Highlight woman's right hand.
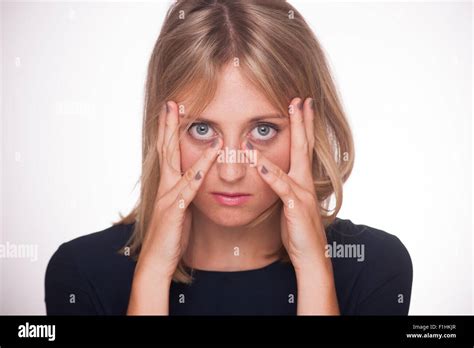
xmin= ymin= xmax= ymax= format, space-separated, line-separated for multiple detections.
xmin=127 ymin=101 xmax=222 ymax=314
xmin=138 ymin=100 xmax=222 ymax=278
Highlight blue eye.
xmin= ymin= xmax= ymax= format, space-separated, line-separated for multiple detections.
xmin=188 ymin=122 xmax=279 ymax=143
xmin=250 ymin=124 xmax=278 ymax=142
xmin=188 ymin=122 xmax=216 ymax=141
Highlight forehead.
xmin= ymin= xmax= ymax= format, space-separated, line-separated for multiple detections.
xmin=189 ymin=64 xmax=282 ymax=124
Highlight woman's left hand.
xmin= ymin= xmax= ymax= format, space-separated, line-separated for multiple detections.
xmin=246 ymin=97 xmax=339 ymax=314
xmin=249 ymin=97 xmax=330 ymax=272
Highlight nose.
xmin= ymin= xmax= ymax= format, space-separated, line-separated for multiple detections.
xmin=216 ymin=136 xmax=247 ymax=183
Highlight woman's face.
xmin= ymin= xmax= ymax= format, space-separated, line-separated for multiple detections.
xmin=179 ymin=64 xmax=290 ymax=227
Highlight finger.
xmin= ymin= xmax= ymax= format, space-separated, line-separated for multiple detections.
xmin=166 ymin=101 xmax=182 ymax=175
xmin=249 ymin=147 xmax=298 ymax=209
xmin=303 ymin=97 xmax=315 ymax=164
xmin=167 ymin=137 xmax=223 ymax=209
xmin=156 ymin=102 xmax=167 ymax=164
xmin=162 ymin=101 xmax=181 ymax=178
xmin=288 ymin=97 xmax=312 ymax=182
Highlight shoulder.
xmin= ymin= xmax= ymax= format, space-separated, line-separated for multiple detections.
xmin=45 ymin=222 xmax=137 ymax=314
xmin=47 ymin=222 xmax=136 ymax=275
xmin=326 ymin=217 xmax=412 ymax=270
xmin=326 ymin=217 xmax=413 ymax=315
xmin=58 ymin=222 xmax=134 ymax=253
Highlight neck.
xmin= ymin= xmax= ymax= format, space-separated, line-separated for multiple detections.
xmin=183 ymin=204 xmax=283 ymax=271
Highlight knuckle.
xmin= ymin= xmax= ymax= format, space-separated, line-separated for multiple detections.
xmin=174 ymin=192 xmax=185 ymax=206
xmin=184 ymin=168 xmax=195 ymax=182
xmin=282 ymin=184 xmax=292 ymax=197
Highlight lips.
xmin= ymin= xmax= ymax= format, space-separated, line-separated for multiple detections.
xmin=211 ymin=192 xmax=252 ymax=206
xmin=212 ymin=192 xmax=251 ymax=197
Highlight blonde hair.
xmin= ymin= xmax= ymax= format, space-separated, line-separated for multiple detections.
xmin=114 ymin=0 xmax=355 ymax=284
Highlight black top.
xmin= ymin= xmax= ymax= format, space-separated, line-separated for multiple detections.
xmin=44 ymin=218 xmax=413 ymax=315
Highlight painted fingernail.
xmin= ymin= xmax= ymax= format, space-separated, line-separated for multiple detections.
xmin=297 ymin=100 xmax=303 ymax=110
xmin=194 ymin=170 xmax=202 ymax=180
xmin=261 ymin=165 xmax=268 ymax=174
xmin=246 ymin=141 xmax=254 ymax=150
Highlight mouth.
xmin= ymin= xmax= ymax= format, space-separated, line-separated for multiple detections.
xmin=211 ymin=192 xmax=252 ymax=206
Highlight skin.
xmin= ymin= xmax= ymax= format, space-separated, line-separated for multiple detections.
xmin=179 ymin=63 xmax=290 ymax=271
xmin=128 ymin=63 xmax=340 ymax=315
xmin=179 ymin=63 xmax=339 ymax=313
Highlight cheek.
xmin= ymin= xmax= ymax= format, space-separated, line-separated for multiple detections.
xmin=181 ymin=131 xmax=291 ymax=178
xmin=259 ymin=133 xmax=291 ymax=173
xmin=180 ymin=138 xmax=204 ymax=171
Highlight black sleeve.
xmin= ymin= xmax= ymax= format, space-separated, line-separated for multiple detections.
xmin=355 ymin=235 xmax=413 ymax=315
xmin=45 ymin=243 xmax=101 ymax=315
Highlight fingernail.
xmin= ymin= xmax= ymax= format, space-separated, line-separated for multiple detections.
xmin=194 ymin=170 xmax=202 ymax=180
xmin=246 ymin=141 xmax=254 ymax=150
xmin=261 ymin=165 xmax=268 ymax=174
xmin=309 ymin=98 xmax=314 ymax=110
xmin=166 ymin=102 xmax=170 ymax=113
xmin=297 ymin=100 xmax=303 ymax=110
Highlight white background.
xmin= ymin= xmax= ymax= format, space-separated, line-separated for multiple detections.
xmin=0 ymin=0 xmax=472 ymax=314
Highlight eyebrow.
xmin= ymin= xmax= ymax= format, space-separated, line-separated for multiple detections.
xmin=189 ymin=113 xmax=287 ymax=126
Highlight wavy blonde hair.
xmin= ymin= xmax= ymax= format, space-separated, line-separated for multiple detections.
xmin=114 ymin=0 xmax=355 ymax=284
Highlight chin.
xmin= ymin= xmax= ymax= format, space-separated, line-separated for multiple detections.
xmin=211 ymin=210 xmax=257 ymax=227
xmin=192 ymin=203 xmax=262 ymax=228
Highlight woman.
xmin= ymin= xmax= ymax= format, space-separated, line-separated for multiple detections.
xmin=45 ymin=0 xmax=413 ymax=315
